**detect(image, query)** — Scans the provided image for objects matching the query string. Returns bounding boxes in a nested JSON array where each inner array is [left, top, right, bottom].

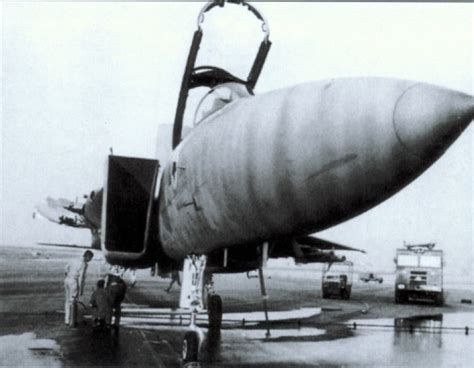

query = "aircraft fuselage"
[[158, 78, 473, 260]]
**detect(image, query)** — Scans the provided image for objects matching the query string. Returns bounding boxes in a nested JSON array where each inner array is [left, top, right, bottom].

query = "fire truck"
[[394, 243, 444, 305]]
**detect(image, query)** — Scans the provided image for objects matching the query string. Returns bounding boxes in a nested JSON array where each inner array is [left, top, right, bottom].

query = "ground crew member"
[[64, 250, 94, 326], [165, 270, 181, 292], [89, 279, 112, 329], [106, 269, 127, 330]]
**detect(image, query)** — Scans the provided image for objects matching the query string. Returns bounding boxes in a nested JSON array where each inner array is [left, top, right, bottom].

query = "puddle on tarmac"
[[0, 332, 62, 367], [203, 313, 474, 367], [122, 307, 473, 367], [227, 327, 325, 340], [222, 308, 320, 322]]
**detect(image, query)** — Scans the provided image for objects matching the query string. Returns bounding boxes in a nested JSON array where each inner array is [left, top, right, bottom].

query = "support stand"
[[258, 266, 271, 338]]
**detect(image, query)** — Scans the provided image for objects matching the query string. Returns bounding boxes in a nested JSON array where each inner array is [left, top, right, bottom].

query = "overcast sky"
[[1, 2, 472, 275]]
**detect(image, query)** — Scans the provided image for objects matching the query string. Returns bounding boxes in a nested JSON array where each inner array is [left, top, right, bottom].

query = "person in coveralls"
[[89, 279, 112, 331], [106, 268, 127, 334]]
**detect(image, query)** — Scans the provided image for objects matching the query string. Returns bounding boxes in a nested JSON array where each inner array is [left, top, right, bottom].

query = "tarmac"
[[1, 244, 473, 367]]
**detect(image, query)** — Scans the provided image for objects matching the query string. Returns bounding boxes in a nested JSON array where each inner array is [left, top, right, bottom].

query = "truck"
[[322, 261, 353, 299], [394, 243, 444, 305]]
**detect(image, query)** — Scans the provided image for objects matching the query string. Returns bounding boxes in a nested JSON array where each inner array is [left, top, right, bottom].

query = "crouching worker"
[[89, 279, 112, 331], [106, 269, 127, 333]]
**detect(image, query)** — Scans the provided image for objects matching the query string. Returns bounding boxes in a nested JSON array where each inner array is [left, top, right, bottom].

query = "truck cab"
[[394, 243, 443, 305], [322, 261, 353, 299]]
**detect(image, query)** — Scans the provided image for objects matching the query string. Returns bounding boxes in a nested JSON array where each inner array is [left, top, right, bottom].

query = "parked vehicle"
[[322, 261, 353, 299], [394, 243, 443, 305], [359, 272, 383, 283]]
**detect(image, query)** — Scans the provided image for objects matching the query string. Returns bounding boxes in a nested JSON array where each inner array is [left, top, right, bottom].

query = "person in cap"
[[64, 250, 94, 326]]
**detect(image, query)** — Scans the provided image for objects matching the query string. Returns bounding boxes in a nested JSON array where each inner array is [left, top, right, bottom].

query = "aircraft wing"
[[268, 236, 365, 265], [294, 236, 366, 254], [34, 198, 88, 228], [37, 242, 91, 250]]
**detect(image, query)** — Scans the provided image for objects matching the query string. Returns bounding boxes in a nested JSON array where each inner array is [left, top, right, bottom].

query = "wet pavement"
[[1, 245, 474, 367]]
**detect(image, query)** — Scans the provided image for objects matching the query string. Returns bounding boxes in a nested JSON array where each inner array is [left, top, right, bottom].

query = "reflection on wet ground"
[[118, 306, 474, 367], [198, 313, 474, 367], [0, 332, 62, 367]]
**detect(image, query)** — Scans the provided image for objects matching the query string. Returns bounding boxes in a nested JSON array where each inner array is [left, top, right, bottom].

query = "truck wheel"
[[340, 289, 349, 300], [182, 331, 199, 364], [395, 290, 403, 304]]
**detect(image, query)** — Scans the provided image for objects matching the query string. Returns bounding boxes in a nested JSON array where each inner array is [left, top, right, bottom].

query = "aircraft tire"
[[182, 331, 199, 364], [208, 294, 223, 332]]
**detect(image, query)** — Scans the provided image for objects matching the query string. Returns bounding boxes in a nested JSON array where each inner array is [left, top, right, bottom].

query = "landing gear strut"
[[180, 255, 207, 365]]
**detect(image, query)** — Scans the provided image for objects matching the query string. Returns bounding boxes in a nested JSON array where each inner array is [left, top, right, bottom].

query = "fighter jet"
[[36, 0, 473, 363]]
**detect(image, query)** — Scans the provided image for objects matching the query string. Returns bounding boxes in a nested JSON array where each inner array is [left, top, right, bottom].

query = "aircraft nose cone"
[[393, 83, 474, 160]]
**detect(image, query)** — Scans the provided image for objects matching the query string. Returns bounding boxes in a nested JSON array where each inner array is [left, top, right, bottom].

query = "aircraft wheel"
[[208, 294, 223, 332], [182, 331, 199, 364]]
